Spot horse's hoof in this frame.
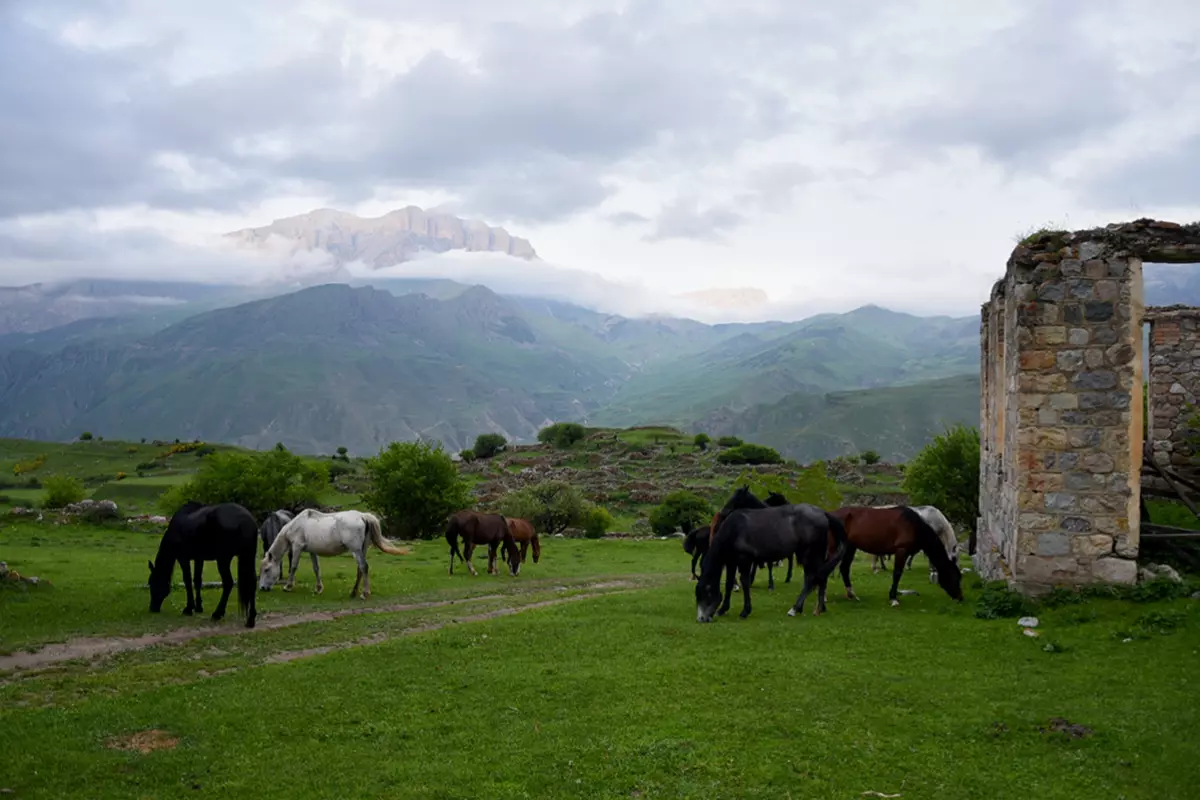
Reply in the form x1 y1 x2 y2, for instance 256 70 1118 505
211 612 224 622
813 609 824 617
182 608 194 617
890 599 900 608
314 586 324 595
787 608 797 617
739 611 751 619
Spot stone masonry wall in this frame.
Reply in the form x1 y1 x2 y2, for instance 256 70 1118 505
974 219 1200 592
1147 306 1200 478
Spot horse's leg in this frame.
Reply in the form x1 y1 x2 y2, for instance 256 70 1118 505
717 563 735 616
767 561 775 592
786 554 794 584
285 541 303 591
448 536 456 576
211 558 235 621
180 558 195 616
310 553 323 594
487 543 498 575
889 549 908 607
465 541 478 576
192 560 204 614
520 541 529 564
788 562 817 617
353 549 369 599
840 545 859 600
691 552 700 580
738 563 754 618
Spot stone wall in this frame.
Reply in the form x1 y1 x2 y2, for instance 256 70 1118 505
1146 306 1200 477
977 219 1200 593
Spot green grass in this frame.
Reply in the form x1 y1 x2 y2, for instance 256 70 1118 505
2 519 1198 798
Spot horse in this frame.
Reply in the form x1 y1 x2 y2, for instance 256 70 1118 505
258 509 410 599
148 501 258 628
708 486 794 591
695 500 848 622
682 523 710 580
446 510 520 577
865 506 959 582
829 505 963 607
505 517 541 574
258 509 295 573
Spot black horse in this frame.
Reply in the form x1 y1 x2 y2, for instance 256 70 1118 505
148 501 259 628
709 487 794 591
682 524 710 580
696 490 848 622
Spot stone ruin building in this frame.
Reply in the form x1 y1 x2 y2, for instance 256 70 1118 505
976 219 1200 594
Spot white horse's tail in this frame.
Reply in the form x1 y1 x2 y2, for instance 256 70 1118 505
362 512 411 555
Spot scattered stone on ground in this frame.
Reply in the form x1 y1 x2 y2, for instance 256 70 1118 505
0 561 45 587
1017 616 1039 628
1139 563 1184 584
1040 718 1093 739
61 499 120 521
105 729 179 754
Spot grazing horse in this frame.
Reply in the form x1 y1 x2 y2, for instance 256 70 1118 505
682 523 711 579
505 517 541 575
446 510 520 577
148 501 258 628
709 487 794 590
696 502 848 622
829 505 963 607
866 506 959 582
258 509 295 573
259 509 410 599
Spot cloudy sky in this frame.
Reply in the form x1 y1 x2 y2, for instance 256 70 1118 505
1 0 1199 320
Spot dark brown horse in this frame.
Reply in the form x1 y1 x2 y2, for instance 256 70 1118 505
505 517 541 575
829 505 963 606
446 511 520 577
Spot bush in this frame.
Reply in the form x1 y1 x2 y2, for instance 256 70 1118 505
194 445 217 458
861 450 881 465
42 475 87 509
327 461 355 481
537 422 587 449
336 446 349 462
648 490 712 536
79 432 93 441
693 433 711 451
974 582 1033 620
459 449 476 463
473 433 508 460
158 447 329 520
716 436 743 448
716 443 783 465
498 481 589 535
361 441 473 539
903 424 980 532
582 504 614 538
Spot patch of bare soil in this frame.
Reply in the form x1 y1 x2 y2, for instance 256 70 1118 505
0 577 652 675
105 729 179 754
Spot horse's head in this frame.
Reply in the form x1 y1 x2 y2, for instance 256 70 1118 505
258 554 281 592
695 575 722 623
502 535 521 577
723 485 763 514
936 555 964 602
147 559 171 612
765 491 789 507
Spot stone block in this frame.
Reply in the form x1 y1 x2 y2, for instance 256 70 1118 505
1035 326 1067 346
1039 283 1066 302
1064 471 1098 491
1074 370 1117 390
1067 328 1090 346
1094 516 1130 535
1036 428 1068 449
1114 533 1138 558
1018 512 1056 531
1078 242 1104 260
1091 326 1118 345
1038 408 1060 425
1068 428 1101 448
1095 280 1119 301
1084 349 1106 368
1049 393 1078 410
1020 350 1056 371
1106 342 1135 366
1019 393 1047 409
1085 302 1114 322
1044 492 1077 511
1082 453 1115 473
1084 259 1107 278
1036 533 1071 556
1060 516 1093 533
1056 350 1084 371
1071 534 1113 558
1034 374 1069 392
1017 555 1080 583
1091 557 1137 584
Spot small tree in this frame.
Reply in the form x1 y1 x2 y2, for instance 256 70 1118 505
158 447 329 520
791 462 844 509
716 436 743 448
582 504 614 539
498 481 588 535
42 475 86 508
459 449 476 463
648 490 712 536
537 422 587 449
693 433 711 452
861 450 881 466
362 441 473 539
903 424 981 532
79 432 94 441
336 446 349 462
473 433 508 460
716 443 783 465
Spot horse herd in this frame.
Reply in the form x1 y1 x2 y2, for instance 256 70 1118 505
143 487 963 631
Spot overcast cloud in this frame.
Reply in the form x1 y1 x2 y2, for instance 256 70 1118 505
1 0 1198 321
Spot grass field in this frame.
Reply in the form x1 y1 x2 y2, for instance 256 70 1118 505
2 519 1198 799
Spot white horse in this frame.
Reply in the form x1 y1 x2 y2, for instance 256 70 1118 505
870 505 959 583
258 509 410 599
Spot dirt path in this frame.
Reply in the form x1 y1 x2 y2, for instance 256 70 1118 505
0 578 652 674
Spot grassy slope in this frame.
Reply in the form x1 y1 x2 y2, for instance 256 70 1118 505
1 520 1198 799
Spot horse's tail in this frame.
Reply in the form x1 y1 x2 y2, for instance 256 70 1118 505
819 512 849 582
363 512 410 555
902 506 955 570
446 518 464 562
238 535 257 627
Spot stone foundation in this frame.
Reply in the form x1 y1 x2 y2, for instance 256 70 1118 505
977 220 1200 593
1146 306 1200 478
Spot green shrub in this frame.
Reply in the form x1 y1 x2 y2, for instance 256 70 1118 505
159 447 329 520
716 436 743 448
335 446 349 462
861 450 881 465
459 449 476 463
327 461 355 481
648 491 712 536
42 475 87 509
974 582 1033 620
582 504 614 539
693 433 711 451
79 432 93 441
473 433 508 459
903 424 980 532
537 422 587 449
716 443 783 465
362 441 473 539
498 481 589 535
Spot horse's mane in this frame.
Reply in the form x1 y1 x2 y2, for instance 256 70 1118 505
901 507 957 572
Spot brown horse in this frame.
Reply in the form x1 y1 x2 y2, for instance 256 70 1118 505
505 517 541 575
445 510 520 577
829 505 963 606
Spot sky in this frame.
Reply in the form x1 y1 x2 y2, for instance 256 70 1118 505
1 0 1199 321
